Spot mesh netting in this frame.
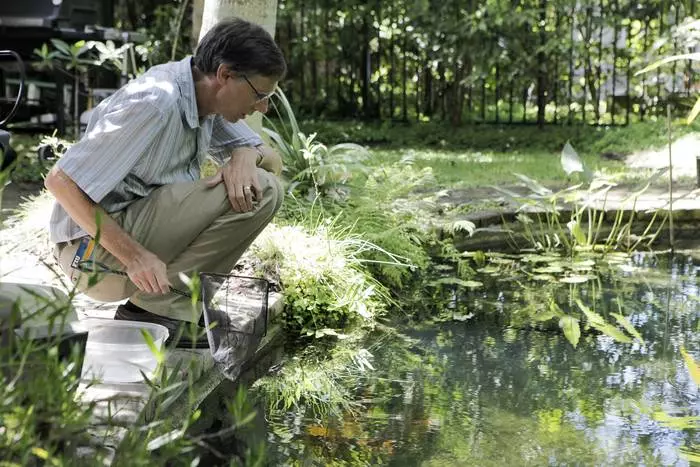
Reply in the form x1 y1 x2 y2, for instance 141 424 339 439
199 273 270 381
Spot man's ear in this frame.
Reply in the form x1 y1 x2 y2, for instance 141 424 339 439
215 64 232 85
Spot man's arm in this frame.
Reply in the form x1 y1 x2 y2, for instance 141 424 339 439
204 145 281 212
256 144 283 176
45 167 170 295
207 117 284 211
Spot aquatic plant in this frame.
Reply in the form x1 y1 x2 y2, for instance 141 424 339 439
491 142 670 254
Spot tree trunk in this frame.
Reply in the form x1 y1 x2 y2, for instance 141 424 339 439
198 0 279 132
192 0 205 48
200 0 278 39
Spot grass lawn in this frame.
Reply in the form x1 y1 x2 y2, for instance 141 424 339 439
6 118 698 192
298 119 700 190
366 147 626 188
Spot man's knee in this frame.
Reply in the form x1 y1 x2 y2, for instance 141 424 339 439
258 169 284 215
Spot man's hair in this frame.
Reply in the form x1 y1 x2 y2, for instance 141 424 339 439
194 17 286 80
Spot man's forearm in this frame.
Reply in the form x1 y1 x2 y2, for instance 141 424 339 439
256 144 283 175
45 167 143 267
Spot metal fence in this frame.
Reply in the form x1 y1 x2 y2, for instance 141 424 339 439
276 0 699 125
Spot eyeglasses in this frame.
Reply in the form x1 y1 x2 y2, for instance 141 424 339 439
242 75 275 103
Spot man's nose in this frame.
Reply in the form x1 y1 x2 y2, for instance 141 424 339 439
254 98 270 114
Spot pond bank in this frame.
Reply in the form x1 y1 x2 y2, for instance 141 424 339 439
437 185 700 252
3 177 700 462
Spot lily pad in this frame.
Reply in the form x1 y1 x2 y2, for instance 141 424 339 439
477 266 501 275
534 266 565 274
559 275 591 284
531 274 556 282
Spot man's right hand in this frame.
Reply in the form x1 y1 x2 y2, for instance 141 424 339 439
125 247 171 295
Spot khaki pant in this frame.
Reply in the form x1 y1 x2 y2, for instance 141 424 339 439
54 169 283 322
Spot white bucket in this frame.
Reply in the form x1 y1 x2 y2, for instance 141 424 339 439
79 319 169 383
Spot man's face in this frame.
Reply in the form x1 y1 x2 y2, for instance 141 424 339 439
215 66 277 122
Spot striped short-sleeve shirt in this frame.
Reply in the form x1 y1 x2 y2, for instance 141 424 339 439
48 56 263 244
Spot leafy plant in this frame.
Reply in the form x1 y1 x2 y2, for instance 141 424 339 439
250 219 401 337
33 39 95 138
648 348 700 463
263 89 372 198
0 269 264 464
491 142 668 255
253 339 374 419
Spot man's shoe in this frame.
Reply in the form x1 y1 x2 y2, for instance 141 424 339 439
114 303 210 349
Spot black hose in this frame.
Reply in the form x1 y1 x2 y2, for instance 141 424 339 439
0 50 25 127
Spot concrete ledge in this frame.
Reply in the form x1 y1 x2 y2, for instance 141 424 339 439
449 193 700 251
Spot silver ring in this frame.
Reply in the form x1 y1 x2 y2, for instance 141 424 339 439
243 185 252 192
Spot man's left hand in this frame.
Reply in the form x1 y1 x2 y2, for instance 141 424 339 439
204 147 261 212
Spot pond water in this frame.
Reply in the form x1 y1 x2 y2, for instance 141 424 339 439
262 251 700 466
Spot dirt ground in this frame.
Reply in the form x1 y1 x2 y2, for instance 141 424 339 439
625 132 700 180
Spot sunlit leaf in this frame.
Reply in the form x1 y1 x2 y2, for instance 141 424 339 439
579 300 633 343
532 311 557 322
611 313 644 343
31 447 49 459
521 253 562 263
141 329 164 364
595 323 633 344
516 213 534 224
636 52 700 75
567 219 587 245
452 313 474 322
559 316 580 348
431 277 482 288
490 184 527 200
489 257 516 265
531 274 556 281
679 448 700 463
653 411 700 429
147 428 185 451
576 300 605 326
681 347 700 386
513 173 552 196
687 97 700 124
534 266 564 274
452 220 476 236
560 141 584 175
477 266 500 275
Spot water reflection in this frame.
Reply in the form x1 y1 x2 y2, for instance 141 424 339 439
264 252 700 466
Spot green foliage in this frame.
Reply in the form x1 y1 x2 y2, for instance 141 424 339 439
33 39 93 74
278 0 689 123
649 348 700 463
637 18 700 125
263 90 372 198
1 331 96 463
300 119 700 156
0 280 262 464
491 142 667 255
340 161 439 289
250 221 392 337
8 133 73 184
253 337 375 419
138 1 193 66
455 248 650 347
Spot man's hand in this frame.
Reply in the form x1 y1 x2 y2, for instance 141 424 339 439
44 166 170 295
205 146 261 212
125 246 171 295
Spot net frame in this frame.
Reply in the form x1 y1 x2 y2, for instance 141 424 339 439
199 273 270 341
